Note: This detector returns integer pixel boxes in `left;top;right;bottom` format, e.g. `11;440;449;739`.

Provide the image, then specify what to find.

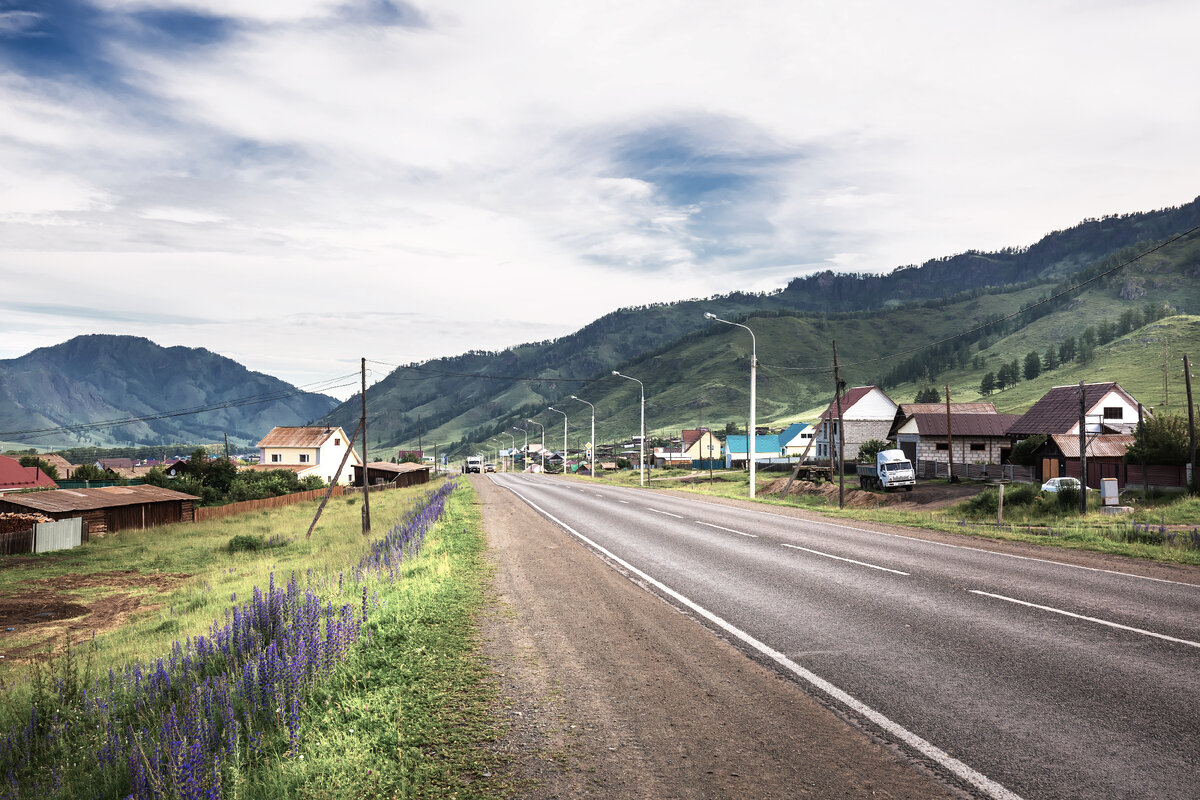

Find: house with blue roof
779;422;816;457
724;434;782;469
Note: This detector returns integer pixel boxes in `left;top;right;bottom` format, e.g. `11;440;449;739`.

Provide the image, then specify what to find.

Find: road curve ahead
490;473;1200;800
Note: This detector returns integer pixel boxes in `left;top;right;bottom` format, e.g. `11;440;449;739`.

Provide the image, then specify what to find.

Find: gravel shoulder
475;475;965;799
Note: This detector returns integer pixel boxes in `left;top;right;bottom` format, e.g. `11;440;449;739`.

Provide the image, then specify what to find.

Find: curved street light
612;371;645;486
498;431;516;472
512;425;528;470
569;395;596;477
705;312;758;498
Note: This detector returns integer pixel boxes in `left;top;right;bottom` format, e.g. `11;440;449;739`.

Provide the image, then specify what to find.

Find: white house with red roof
814;386;898;462
256;426;360;485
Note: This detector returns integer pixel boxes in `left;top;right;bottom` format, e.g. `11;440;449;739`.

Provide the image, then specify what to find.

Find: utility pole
1078;381;1087;514
1185;354;1197;493
223;432;229;461
1163;339;1170;406
945;384;957;483
1138;403;1148;496
361;357;371;534
417;413;423;457
833;340;845;509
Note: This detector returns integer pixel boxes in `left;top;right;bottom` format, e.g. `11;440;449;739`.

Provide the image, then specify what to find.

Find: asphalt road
490;473;1200;800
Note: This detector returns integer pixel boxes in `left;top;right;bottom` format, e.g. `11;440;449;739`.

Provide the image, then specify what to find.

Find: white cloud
2;0;1199;398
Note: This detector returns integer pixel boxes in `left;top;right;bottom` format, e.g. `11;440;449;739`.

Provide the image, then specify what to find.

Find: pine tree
1023;351;1041;381
980;372;996;396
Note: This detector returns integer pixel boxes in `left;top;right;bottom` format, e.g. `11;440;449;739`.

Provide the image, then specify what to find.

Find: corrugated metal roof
908;413;1023;437
0;484;200;513
1007;383;1130;437
1051;434;1136;459
896;402;997;416
359;462;430;475
819;386;877;419
257;426;344;449
0;455;59;492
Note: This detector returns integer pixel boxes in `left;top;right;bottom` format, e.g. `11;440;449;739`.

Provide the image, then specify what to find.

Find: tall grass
0;481;478;799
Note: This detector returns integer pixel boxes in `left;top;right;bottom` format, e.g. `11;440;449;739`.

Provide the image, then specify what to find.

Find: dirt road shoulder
476;475;963;799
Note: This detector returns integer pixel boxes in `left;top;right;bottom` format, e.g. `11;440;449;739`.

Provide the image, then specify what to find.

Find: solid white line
618;500;629;504
501;484;1025;800
781;543;910;576
970;590;1200;648
646;507;683;518
695;521;758;538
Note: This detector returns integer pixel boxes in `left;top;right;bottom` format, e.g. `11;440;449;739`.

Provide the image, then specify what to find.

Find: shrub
1056;485;1081;510
228;534;265;552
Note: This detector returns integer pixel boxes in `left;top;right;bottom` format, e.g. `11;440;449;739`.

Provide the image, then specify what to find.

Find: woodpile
0;511;54;534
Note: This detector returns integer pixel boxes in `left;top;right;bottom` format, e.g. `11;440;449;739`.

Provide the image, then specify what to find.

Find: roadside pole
362;357;371;534
1185;354;1196;493
833;340;845;510
1078;381;1087;515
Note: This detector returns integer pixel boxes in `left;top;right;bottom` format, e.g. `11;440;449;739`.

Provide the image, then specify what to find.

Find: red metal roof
819;386;888;420
0;455;59;492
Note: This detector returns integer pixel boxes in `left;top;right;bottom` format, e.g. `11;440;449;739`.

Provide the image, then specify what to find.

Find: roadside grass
0;479;511;800
245;482;507;800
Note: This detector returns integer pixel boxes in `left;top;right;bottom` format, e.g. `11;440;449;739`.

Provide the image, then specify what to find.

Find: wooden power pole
361;357;371;534
833;340;845;509
1078;381;1087;514
945;385;956;483
1185;354;1196;493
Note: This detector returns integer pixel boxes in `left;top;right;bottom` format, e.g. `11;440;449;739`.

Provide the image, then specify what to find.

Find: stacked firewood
0;512;54;534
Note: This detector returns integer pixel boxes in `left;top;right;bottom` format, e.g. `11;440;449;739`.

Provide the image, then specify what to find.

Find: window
299;454;310;463
1103;407;1123;420
970;443;985;451
270;454;281;463
936;443;948;451
334;438;340;446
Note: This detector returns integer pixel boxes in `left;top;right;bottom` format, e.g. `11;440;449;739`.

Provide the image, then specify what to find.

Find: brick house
814;386;898;463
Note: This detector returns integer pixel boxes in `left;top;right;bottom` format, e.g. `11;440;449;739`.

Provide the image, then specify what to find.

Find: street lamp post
705;312;758;498
612;371;645;487
548;407;568;473
569;395;596;477
513;426;528;470
526;419;545;472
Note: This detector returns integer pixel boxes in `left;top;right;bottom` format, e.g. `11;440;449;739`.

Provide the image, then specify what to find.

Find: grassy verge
0;479;509;800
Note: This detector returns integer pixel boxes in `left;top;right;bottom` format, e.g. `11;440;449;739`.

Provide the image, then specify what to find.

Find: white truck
856;449;915;492
464;456;483;474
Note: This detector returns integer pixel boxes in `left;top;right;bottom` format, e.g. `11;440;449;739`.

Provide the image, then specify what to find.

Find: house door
900;441;917;467
1041;458;1059;482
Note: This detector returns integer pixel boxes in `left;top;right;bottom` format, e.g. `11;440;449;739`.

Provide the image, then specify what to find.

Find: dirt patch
763;477;987;511
0;571;189;664
475;475;960;799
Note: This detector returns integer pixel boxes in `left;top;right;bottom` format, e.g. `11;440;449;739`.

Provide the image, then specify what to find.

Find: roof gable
1007;383;1138;437
257;426;348;449
0;455;59;491
819;386;897;421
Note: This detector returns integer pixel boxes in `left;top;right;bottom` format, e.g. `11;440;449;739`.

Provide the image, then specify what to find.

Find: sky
2;0;1199;399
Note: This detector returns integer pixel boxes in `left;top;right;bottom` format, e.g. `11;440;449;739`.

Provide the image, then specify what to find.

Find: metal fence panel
34;517;83;553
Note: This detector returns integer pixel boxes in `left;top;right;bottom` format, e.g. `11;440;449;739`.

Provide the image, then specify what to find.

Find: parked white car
1041;476;1084;493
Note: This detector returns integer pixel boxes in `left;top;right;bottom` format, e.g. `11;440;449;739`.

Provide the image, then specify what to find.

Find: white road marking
677;496;1192;587
594;494;604;498
781;543;910;575
618;500;630;504
970;590;1200;648
646;507;683;518
500;484;1025;800
695;521;758;538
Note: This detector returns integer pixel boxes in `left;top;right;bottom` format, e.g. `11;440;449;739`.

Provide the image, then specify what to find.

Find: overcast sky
3;0;1199;399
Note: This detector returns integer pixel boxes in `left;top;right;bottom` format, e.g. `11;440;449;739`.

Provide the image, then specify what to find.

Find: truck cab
857;448;915;491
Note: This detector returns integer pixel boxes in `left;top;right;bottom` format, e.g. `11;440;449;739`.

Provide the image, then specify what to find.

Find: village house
680;428;723;464
0;455;59;495
779;422;816;458
724;434;782;469
888;402;1020;470
814;386;898;463
256;426;360;485
1006;382;1146;484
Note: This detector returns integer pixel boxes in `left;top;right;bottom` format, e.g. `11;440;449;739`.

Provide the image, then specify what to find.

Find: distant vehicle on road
465;456;483;474
484;462;496;472
1041;476;1084;493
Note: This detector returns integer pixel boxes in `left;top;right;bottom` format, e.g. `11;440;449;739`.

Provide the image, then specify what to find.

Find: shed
354;461;431;488
0;485;199;535
0;455;59;495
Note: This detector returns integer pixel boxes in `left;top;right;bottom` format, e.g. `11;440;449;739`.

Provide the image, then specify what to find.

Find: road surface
489;472;1200;800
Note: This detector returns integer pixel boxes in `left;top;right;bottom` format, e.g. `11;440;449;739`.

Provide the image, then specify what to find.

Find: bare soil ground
475;475;964;799
762;476;986;510
0;570;189;663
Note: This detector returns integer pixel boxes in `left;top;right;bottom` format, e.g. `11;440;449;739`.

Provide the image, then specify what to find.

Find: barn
354;461;432;488
0;485;200;536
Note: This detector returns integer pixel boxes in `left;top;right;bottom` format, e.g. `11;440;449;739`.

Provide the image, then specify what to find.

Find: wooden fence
195;486;344;522
917;461;1035;483
193;480;416;523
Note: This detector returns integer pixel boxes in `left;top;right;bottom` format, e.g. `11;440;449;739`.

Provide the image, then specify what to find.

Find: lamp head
704;312;717;319
612;370;620;376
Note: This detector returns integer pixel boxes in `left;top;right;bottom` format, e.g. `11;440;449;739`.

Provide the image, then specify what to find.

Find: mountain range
0;335;338;450
4;196;1199;457
320;196;1200;456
